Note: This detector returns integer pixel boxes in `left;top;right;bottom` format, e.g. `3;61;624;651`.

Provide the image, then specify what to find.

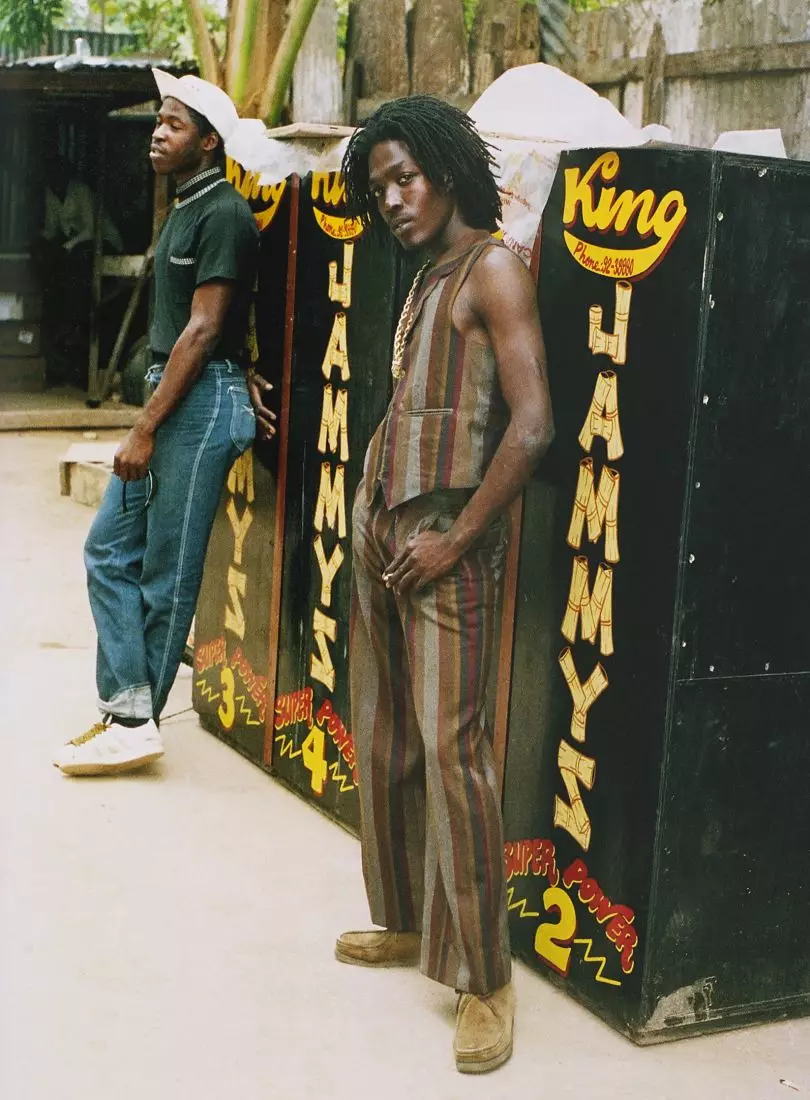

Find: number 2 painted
534;886;577;976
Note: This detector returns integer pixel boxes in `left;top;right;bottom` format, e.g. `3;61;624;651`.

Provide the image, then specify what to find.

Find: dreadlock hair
341;95;501;236
185;103;226;166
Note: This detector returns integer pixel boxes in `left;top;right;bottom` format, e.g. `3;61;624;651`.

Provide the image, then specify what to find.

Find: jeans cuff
97;684;153;720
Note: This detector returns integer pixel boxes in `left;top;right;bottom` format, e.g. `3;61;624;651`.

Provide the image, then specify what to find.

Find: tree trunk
411;0;469;98
292;0;342;123
471;0;541;96
226;0;264;108
346;0;409;106
259;0;324;125
242;0;286;117
183;0;222;85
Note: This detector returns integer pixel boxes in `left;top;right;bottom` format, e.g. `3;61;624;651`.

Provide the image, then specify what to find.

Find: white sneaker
53;719;164;776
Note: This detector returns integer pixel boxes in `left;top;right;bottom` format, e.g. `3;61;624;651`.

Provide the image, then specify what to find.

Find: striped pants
349;483;511;995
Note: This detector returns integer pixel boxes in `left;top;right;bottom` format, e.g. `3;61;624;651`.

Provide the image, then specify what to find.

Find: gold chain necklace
391;262;431;381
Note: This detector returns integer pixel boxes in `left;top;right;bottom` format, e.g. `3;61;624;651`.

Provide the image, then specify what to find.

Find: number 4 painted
301;724;328;796
534;886;577;976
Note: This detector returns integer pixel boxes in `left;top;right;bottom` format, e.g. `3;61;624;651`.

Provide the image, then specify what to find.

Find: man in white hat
53;71;270;776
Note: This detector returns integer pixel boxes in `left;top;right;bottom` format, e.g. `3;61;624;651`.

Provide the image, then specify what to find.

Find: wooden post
262;175;300;768
642;20;667;128
411;0;470;99
87;114;106;405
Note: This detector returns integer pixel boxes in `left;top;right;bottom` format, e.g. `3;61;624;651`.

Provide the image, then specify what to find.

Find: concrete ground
1;430;808;1100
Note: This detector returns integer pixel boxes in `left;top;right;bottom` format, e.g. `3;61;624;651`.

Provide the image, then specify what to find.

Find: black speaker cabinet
194;170;398;831
503;145;810;1042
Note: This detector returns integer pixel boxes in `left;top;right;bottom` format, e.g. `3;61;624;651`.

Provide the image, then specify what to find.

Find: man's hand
114;424;154;482
248;370;277;442
383;531;458;595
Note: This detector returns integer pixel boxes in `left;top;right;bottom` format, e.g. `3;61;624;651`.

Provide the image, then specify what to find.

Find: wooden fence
563;0;810;159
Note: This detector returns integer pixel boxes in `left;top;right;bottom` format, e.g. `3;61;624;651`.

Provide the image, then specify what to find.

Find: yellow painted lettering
561;559;614;657
227;450;255;503
553;739;596;851
587;282;632;369
218;666;236;729
579;370;624;459
653;191;688;244
313;534;345;608
320;311;350;382
225;499;253;567
301;724;328;794
318;385;349;461
567;458;620;564
311;171;345;207
314;463;347;539
563;152;687;280
328;242;354;307
563;152;620;228
310;607;337;691
559;647;609;742
224;565;247;639
226;157;246;194
597;188;655;234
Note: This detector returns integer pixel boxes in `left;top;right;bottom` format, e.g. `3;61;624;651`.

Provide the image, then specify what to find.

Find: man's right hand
114;424;154;481
248;370;277;442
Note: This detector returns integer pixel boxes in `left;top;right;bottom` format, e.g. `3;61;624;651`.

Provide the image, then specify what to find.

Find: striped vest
364;238;509;508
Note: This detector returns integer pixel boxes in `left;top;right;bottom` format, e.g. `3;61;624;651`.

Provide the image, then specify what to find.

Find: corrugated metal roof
0;28;142;63
0;56;192;73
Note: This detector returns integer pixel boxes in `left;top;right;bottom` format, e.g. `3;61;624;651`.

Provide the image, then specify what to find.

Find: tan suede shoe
454;982;515;1074
335;929;421;967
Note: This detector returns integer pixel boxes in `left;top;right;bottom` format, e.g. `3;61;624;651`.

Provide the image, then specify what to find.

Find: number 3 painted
534;886;577;976
218;667;236;730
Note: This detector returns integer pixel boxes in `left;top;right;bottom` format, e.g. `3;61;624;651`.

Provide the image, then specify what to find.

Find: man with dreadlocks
335;96;554;1073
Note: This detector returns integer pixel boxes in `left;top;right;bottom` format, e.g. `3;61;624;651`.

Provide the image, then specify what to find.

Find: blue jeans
84;360;256;721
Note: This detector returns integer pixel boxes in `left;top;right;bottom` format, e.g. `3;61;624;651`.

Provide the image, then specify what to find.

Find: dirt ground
1;429;807;1100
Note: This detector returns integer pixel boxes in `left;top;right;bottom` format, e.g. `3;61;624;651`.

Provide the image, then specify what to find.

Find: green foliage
84;0;224;61
568;0;619;9
0;0;64;54
116;0;189;54
336;0;348;60
462;0;478;34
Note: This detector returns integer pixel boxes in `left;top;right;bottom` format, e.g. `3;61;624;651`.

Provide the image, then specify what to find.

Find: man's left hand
114;425;154;481
383;531;458;595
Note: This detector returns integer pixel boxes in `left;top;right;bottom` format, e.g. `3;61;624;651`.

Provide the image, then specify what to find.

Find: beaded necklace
176;166;221;194
390;262;431;381
176;177;227;209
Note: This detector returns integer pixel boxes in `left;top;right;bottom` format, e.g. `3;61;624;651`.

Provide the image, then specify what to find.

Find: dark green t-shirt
149;168;260;361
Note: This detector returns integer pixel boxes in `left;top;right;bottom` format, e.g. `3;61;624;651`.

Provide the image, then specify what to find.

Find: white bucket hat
152;68;241;149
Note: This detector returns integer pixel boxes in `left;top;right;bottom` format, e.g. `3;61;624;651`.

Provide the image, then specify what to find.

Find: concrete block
58;442;118;508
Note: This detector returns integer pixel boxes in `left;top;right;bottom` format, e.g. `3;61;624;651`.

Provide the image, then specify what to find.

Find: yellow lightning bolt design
235;694;262;726
274;729;302;760
328;759;355;793
195;678;221;703
506;886;540;920
573;938;622;986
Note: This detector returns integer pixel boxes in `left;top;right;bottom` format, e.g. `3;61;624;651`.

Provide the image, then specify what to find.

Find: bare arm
385;246;554;594
114;280;235;481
